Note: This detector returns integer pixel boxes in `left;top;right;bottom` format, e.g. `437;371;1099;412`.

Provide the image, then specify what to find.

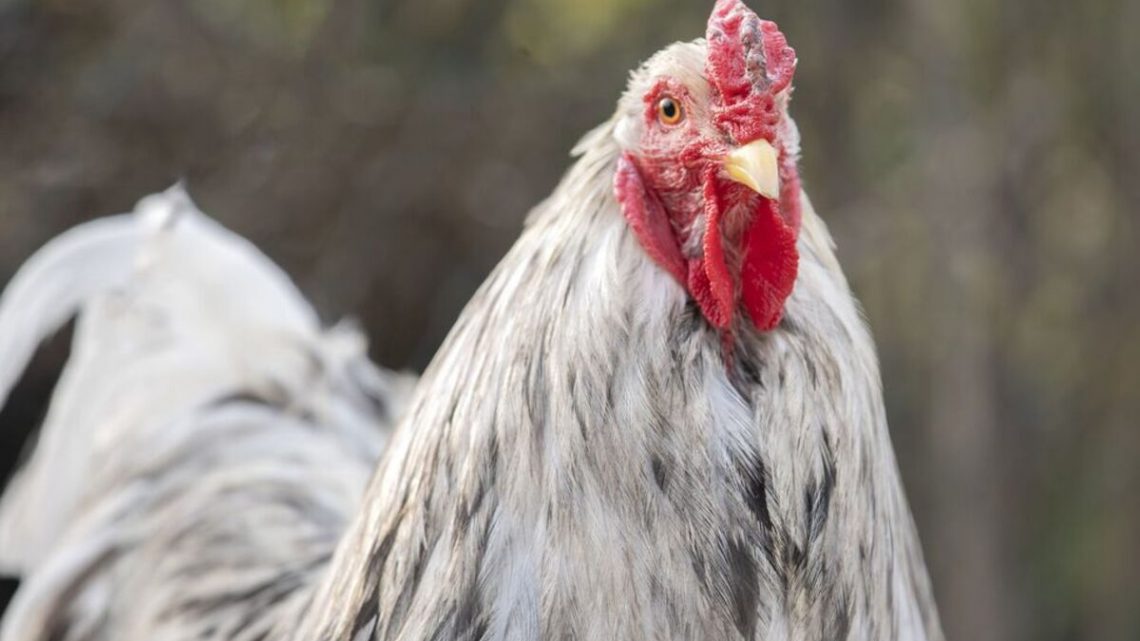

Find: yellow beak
723;139;780;200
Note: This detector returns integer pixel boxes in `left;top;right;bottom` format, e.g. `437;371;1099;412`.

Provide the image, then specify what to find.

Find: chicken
0;1;943;640
0;188;415;640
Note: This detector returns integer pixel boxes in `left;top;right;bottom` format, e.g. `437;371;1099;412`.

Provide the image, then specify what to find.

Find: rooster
0;1;942;640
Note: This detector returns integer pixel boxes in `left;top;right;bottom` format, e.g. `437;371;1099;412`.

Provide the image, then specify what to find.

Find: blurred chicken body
0;189;416;640
0;2;942;640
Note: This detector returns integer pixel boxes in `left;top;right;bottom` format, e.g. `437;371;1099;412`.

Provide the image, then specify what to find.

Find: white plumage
0;186;413;641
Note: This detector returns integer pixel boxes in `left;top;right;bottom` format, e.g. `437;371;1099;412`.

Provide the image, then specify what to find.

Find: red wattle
700;172;735;326
614;154;687;286
688;258;730;330
739;197;799;331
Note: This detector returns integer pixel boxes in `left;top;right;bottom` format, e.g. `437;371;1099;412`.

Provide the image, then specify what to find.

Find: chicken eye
657;97;684;125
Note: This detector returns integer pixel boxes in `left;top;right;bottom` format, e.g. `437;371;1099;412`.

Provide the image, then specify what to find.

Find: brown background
0;1;1137;640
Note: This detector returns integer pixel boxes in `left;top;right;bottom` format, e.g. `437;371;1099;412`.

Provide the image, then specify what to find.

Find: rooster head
613;0;800;333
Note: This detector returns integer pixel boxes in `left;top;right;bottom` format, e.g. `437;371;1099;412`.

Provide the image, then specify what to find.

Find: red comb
706;0;796;144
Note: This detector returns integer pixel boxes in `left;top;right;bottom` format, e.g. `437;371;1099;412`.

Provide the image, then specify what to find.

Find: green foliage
502;0;654;63
188;0;333;54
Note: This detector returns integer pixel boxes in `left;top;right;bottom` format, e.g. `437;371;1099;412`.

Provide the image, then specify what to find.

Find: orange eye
657;96;684;125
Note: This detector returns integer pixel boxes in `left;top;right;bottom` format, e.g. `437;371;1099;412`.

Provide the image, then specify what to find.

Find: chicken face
613;0;801;333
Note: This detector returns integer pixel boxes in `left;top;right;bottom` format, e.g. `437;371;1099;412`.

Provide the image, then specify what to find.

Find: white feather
0;185;328;572
0;186;413;641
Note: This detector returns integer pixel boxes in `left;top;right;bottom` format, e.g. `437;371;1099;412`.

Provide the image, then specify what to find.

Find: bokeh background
0;0;1137;639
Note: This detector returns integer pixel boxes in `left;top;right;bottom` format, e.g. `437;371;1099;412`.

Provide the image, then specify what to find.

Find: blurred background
0;0;1137;639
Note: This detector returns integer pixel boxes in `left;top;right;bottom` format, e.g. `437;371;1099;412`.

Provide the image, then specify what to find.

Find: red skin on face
615;0;801;337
